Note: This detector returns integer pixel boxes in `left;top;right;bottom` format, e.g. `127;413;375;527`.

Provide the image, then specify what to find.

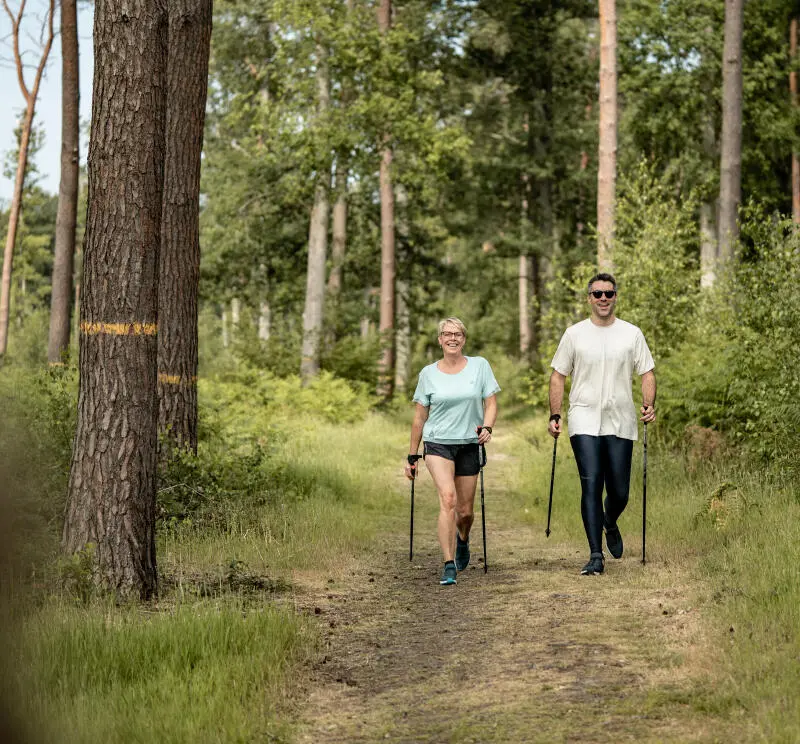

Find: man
548;273;656;575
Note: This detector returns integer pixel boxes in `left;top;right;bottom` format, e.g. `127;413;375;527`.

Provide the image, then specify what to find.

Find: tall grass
1;600;314;743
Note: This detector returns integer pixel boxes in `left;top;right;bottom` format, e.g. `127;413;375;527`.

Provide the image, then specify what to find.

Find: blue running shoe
439;561;457;585
580;553;605;575
455;533;471;571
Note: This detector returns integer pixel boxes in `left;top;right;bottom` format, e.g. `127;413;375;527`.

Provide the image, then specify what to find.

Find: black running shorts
423;441;481;476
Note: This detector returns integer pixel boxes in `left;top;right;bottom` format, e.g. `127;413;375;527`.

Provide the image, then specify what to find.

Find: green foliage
613;162;701;359
0;365;78;577
654;207;800;463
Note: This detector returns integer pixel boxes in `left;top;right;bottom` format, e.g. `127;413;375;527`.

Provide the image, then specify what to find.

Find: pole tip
545;529;551;538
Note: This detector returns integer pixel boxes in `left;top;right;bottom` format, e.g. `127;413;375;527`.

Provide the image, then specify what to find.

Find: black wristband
480;426;492;434
549;414;561;423
407;454;422;465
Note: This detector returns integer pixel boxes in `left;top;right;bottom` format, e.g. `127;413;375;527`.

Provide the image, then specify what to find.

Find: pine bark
63;0;168;600
719;0;744;261
0;0;55;360
157;0;212;456
597;0;617;270
47;0;80;364
377;0;395;399
300;43;331;383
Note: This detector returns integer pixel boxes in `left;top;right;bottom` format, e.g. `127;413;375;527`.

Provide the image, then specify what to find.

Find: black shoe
455;532;470;571
580;554;605;575
604;523;623;559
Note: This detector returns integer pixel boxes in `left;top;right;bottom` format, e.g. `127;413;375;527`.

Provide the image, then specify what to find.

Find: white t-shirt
550;318;654;441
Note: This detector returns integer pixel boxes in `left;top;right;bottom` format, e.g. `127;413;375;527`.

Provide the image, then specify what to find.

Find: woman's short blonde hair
438;317;467;337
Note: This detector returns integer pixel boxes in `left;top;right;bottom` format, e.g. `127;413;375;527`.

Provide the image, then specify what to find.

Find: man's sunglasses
590;290;616;299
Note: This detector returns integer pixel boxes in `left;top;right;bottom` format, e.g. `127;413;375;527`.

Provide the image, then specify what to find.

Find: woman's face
438;323;465;355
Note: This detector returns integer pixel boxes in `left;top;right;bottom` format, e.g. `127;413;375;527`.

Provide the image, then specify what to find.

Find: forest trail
291;429;740;743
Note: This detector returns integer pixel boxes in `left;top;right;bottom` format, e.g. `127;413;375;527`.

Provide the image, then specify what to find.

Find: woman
404;317;500;585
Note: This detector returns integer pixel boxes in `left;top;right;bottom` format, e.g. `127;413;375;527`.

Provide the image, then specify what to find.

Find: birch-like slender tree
63;0;168;599
157;0;213;455
47;0;80;364
597;0;617;270
0;0;55;361
376;0;395;399
718;0;743;262
300;41;331;382
791;17;799;224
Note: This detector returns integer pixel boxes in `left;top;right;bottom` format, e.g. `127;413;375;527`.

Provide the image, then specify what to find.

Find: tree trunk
718;0;744;262
0;0;55;360
519;254;532;356
597;0;617;270
47;0;80;365
221;307;229;348
327;158;347;300
791;18;799;224
63;0;167;600
157;0;212;456
700;202;718;288
258;299;271;341
700;117;718;288
394;184;410;395
300;42;331;383
377;0;395;399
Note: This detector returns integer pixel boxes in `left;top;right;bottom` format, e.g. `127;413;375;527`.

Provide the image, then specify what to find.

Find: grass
1;599;314;743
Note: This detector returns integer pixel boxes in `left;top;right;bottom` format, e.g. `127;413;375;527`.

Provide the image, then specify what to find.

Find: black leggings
569;435;634;555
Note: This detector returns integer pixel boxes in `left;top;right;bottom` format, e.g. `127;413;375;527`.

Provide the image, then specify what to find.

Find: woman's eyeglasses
440;331;464;339
589;290;616;299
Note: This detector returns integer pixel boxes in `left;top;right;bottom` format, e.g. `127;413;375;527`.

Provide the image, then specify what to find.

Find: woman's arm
404;404;429;479
479;394;498;445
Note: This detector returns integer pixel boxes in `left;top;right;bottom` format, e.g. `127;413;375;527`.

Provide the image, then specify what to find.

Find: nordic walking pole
408;455;422;561
545;436;557;537
642;422;648;565
477;427;488;573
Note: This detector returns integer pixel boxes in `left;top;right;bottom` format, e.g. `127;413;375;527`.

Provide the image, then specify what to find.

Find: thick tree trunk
63;0;167;600
300;43;331;383
597;0;617;270
377;0;395;399
157;0;212;456
791;18;799;224
0;0;55;360
718;0;743;262
47;0;80;364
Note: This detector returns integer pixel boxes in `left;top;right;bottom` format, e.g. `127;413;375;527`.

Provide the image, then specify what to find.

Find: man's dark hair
587;272;617;292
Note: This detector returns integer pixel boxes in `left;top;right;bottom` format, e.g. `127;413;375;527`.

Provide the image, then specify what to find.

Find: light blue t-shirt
412;356;501;444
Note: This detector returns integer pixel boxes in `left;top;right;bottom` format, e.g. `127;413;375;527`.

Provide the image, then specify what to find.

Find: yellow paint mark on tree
80;322;157;336
158;373;198;385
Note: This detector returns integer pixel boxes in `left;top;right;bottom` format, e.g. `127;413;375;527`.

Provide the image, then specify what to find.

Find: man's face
588;280;617;320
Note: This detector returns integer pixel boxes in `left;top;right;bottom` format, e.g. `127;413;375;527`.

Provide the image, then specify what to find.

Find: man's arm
640;370;656;423
548;370;566;438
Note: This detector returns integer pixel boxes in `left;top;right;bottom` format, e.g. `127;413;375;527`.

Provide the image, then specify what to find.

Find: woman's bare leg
425;455;459;561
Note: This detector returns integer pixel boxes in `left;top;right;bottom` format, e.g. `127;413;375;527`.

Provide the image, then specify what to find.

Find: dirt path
292;434;736;743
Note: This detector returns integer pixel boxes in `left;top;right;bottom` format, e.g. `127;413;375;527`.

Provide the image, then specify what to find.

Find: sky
0;1;94;205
